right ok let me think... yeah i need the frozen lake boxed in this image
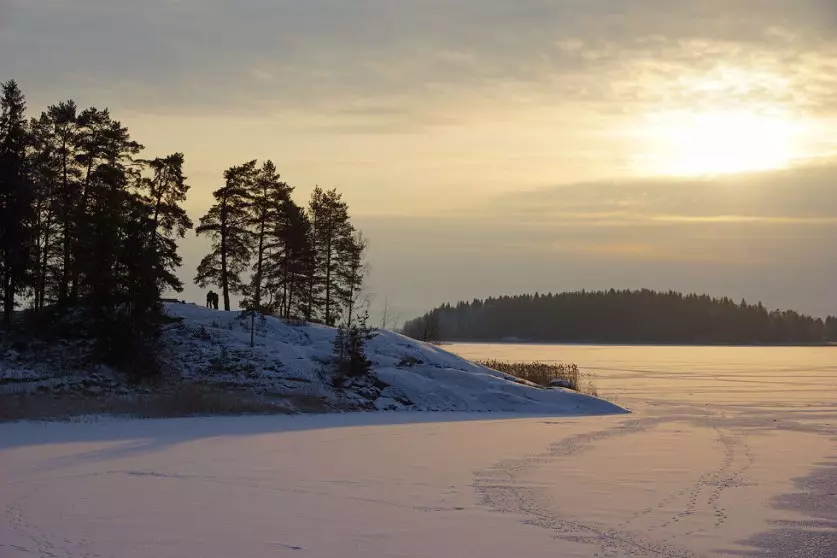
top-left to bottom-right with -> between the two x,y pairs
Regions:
2,344 -> 836,557
447,343 -> 837,409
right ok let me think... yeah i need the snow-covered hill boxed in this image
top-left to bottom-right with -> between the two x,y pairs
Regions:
161,303 -> 626,414
1,303 -> 626,417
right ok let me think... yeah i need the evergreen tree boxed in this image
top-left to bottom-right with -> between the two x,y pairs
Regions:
276,201 -> 314,319
335,230 -> 368,329
0,81 -> 191,375
307,187 -> 352,325
36,101 -> 81,306
136,152 -> 193,293
73,110 -> 142,311
266,198 -> 313,321
0,79 -> 33,325
331,310 -> 376,382
245,161 -> 290,312
28,111 -> 63,310
243,160 -> 290,345
194,161 -> 255,311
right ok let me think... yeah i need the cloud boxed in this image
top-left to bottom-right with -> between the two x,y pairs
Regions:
3,0 -> 837,123
493,162 -> 837,222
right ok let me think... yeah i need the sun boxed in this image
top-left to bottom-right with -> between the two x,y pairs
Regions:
634,109 -> 809,176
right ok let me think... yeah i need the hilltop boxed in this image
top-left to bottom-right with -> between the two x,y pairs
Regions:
0,303 -> 625,420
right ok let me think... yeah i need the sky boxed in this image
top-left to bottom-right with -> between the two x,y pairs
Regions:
3,0 -> 837,323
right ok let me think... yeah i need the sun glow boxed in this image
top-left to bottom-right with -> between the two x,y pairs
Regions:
635,109 -> 810,176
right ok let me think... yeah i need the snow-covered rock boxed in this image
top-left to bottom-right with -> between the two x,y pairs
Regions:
161,303 -> 627,415
550,379 -> 572,389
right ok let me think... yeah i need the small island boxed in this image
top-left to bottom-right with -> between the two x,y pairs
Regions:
403,289 -> 837,345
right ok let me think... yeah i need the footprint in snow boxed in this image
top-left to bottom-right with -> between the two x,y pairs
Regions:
274,543 -> 305,551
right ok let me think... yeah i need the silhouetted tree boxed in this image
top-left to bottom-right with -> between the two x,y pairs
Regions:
33,101 -> 82,306
195,161 -> 255,311
137,152 -> 193,294
0,79 -> 32,325
0,80 -> 192,375
28,110 -> 64,310
306,187 -> 352,325
266,198 -> 313,320
241,160 -> 291,345
336,230 -> 368,329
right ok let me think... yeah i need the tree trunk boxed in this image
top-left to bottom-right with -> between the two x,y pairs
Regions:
59,136 -> 70,305
306,211 -> 317,322
70,154 -> 96,302
39,221 -> 51,311
254,218 -> 265,310
324,232 -> 332,326
3,264 -> 11,325
250,313 -> 255,347
220,209 -> 230,312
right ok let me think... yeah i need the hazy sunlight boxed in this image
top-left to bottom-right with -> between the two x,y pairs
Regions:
637,110 -> 809,176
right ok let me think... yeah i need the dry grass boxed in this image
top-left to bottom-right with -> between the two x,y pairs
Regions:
0,384 -> 332,422
476,360 -> 598,396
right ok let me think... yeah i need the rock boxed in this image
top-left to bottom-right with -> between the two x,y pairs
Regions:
83,385 -> 104,396
356,387 -> 380,400
549,379 -> 572,389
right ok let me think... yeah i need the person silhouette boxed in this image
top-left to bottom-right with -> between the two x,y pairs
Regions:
206,290 -> 219,310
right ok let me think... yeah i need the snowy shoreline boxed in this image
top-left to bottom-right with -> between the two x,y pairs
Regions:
1,303 -> 627,421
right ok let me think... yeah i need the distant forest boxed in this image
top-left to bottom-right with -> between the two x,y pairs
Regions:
403,290 -> 837,345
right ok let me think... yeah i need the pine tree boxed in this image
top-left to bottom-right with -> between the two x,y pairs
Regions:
28,111 -> 63,310
73,110 -> 142,310
332,310 -> 376,381
136,152 -> 193,294
335,230 -> 368,329
0,80 -> 33,325
243,160 -> 290,345
307,187 -> 352,325
195,161 -> 255,311
346,310 -> 375,377
36,101 -> 81,306
270,199 -> 313,320
245,161 -> 290,312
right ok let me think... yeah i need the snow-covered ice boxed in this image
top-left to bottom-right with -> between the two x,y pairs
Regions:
2,345 -> 836,557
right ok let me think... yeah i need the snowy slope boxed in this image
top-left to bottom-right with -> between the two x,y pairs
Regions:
161,303 -> 626,414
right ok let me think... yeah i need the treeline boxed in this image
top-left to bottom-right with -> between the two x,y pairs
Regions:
194,164 -> 367,328
403,290 -> 837,345
0,79 -> 368,375
0,80 -> 191,373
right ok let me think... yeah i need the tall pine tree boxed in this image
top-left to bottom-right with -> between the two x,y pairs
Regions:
335,230 -> 368,329
195,161 -> 255,311
0,80 -> 33,325
268,199 -> 313,320
241,160 -> 290,345
306,187 -> 352,326
28,110 -> 64,310
137,153 -> 193,294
